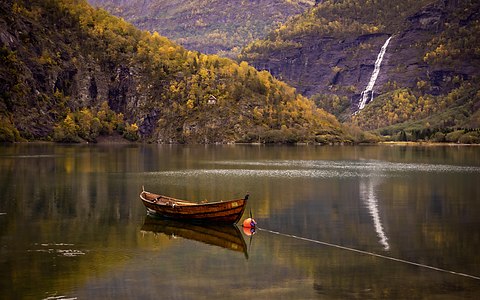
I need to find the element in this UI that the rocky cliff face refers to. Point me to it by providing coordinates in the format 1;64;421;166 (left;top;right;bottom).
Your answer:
0;1;139;138
87;0;315;56
241;0;480;118
249;32;394;99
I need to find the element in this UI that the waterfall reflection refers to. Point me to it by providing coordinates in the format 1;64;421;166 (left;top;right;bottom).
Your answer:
360;178;390;250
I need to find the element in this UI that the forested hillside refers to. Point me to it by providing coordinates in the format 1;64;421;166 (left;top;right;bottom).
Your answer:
88;0;315;56
241;0;480;143
0;0;350;144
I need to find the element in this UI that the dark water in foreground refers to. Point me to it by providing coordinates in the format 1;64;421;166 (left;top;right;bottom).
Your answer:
1;144;479;299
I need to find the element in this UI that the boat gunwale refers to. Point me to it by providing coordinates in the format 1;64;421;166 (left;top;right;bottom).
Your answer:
140;191;247;207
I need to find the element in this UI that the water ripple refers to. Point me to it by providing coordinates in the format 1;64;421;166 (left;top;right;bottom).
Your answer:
30;243;87;257
147;160;480;180
155;169;370;179
210;160;480;173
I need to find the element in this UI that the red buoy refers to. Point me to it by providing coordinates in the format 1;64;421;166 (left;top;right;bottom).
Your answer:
242;217;257;228
242;208;256;236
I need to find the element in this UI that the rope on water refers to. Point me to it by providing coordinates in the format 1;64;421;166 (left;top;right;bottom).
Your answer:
258;227;480;281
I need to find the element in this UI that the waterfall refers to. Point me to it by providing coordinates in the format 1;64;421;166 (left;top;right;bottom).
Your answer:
357;36;392;111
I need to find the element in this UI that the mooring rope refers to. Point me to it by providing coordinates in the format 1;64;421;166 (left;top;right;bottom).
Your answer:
258;227;480;281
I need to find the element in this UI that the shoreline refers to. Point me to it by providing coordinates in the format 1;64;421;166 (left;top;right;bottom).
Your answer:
4;139;480;146
378;141;480;147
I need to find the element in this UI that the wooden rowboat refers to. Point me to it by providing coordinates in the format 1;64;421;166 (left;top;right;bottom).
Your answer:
140;189;248;224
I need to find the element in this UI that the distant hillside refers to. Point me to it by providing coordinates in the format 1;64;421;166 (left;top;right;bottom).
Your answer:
87;0;315;56
241;0;480;142
0;0;350;144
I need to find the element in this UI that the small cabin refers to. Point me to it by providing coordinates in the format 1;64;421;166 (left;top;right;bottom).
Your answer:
207;95;217;105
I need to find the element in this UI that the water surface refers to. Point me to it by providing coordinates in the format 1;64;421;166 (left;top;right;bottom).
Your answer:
1;144;479;299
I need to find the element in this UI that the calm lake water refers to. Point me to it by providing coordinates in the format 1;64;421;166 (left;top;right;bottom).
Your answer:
1;144;480;299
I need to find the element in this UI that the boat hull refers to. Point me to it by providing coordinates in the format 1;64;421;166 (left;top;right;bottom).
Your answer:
140;191;247;224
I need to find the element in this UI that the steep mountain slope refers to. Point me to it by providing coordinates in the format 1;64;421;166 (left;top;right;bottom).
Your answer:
87;0;315;56
0;0;349;144
241;0;480;139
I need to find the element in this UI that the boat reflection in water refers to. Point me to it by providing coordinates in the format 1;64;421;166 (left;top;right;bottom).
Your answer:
141;216;249;259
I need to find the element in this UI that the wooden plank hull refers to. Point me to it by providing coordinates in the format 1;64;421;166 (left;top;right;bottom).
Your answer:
140;191;248;224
